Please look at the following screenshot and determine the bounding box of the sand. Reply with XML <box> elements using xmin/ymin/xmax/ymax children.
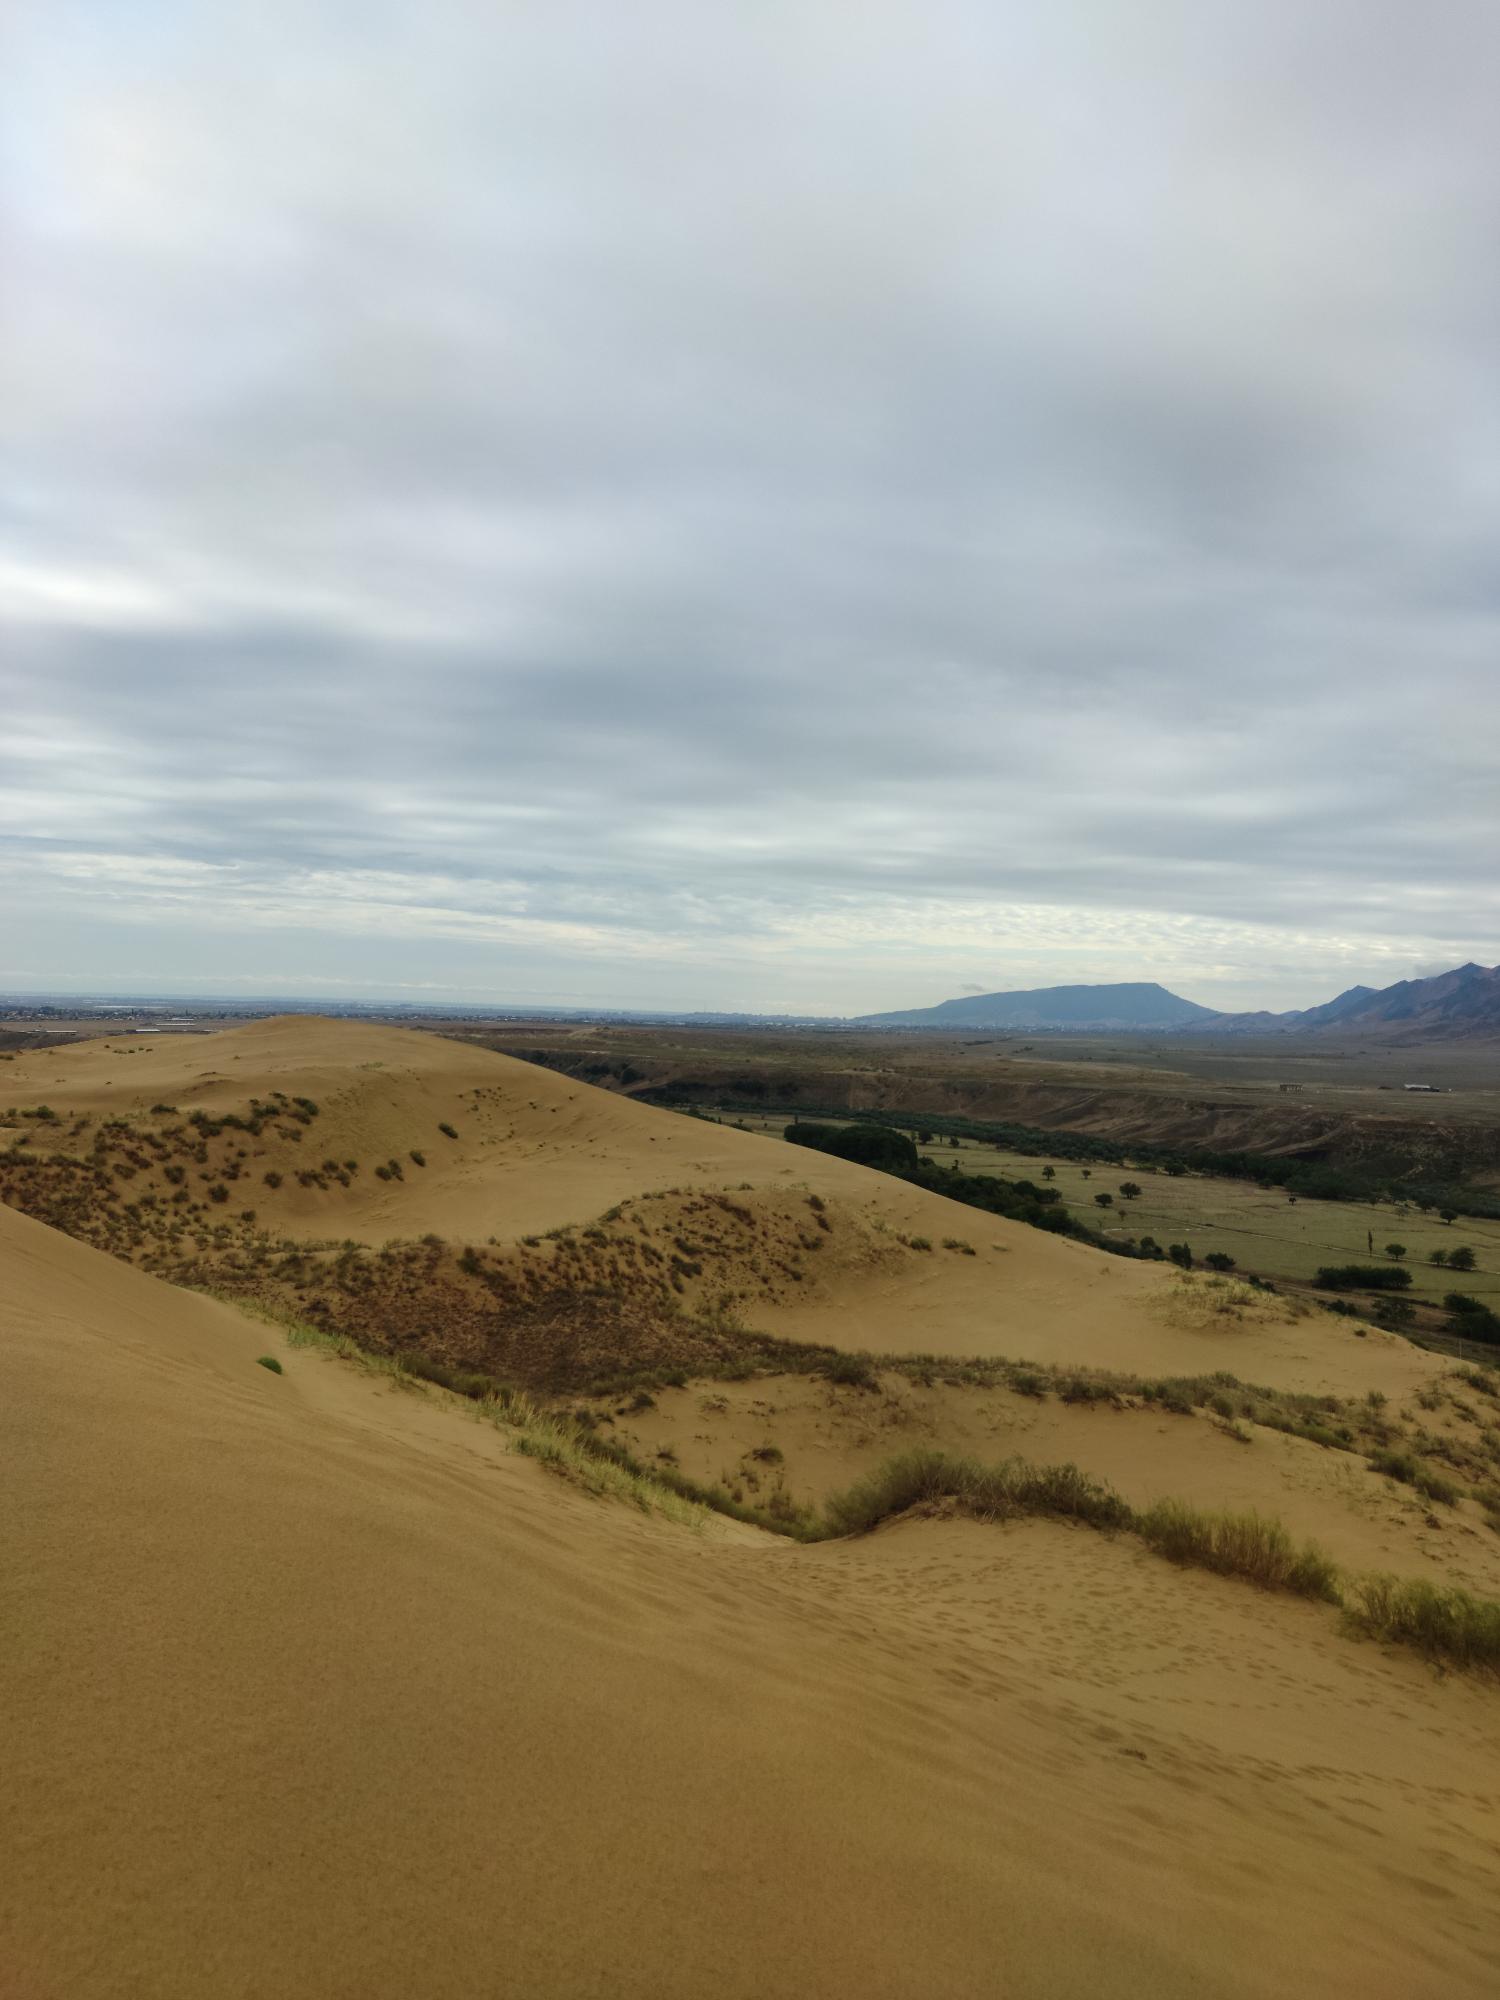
<box><xmin>5</xmin><ymin>1199</ymin><xmax>1500</xmax><ymax>1998</ymax></box>
<box><xmin>1</xmin><ymin>1015</ymin><xmax>1441</xmax><ymax>1398</ymax></box>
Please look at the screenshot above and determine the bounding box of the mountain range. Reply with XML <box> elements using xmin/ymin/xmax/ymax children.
<box><xmin>856</xmin><ymin>961</ymin><xmax>1500</xmax><ymax>1039</ymax></box>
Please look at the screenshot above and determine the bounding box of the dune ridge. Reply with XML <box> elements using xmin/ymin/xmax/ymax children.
<box><xmin>6</xmin><ymin>1200</ymin><xmax>1500</xmax><ymax>1998</ymax></box>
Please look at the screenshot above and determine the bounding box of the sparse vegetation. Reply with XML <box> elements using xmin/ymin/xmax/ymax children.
<box><xmin>1345</xmin><ymin>1575</ymin><xmax>1500</xmax><ymax>1673</ymax></box>
<box><xmin>822</xmin><ymin>1449</ymin><xmax>1131</xmax><ymax>1537</ymax></box>
<box><xmin>1134</xmin><ymin>1500</ymin><xmax>1341</xmax><ymax>1601</ymax></box>
<box><xmin>255</xmin><ymin>1355</ymin><xmax>283</xmax><ymax>1374</ymax></box>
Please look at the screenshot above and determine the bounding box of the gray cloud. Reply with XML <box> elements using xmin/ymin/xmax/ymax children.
<box><xmin>3</xmin><ymin>1</ymin><xmax>1499</xmax><ymax>1011</ymax></box>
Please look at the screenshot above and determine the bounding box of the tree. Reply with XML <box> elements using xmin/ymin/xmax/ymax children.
<box><xmin>1447</xmin><ymin>1245</ymin><xmax>1477</xmax><ymax>1272</ymax></box>
<box><xmin>1041</xmin><ymin>1165</ymin><xmax>1056</xmax><ymax>1181</ymax></box>
<box><xmin>1441</xmin><ymin>1209</ymin><xmax>1458</xmax><ymax>1224</ymax></box>
<box><xmin>1429</xmin><ymin>1248</ymin><xmax>1448</xmax><ymax>1266</ymax></box>
<box><xmin>1168</xmin><ymin>1242</ymin><xmax>1193</xmax><ymax>1269</ymax></box>
<box><xmin>1119</xmin><ymin>1181</ymin><xmax>1141</xmax><ymax>1200</ymax></box>
<box><xmin>1080</xmin><ymin>1169</ymin><xmax>1091</xmax><ymax>1181</ymax></box>
<box><xmin>1204</xmin><ymin>1251</ymin><xmax>1236</xmax><ymax>1272</ymax></box>
<box><xmin>1094</xmin><ymin>1192</ymin><xmax>1113</xmax><ymax>1209</ymax></box>
<box><xmin>917</xmin><ymin>1129</ymin><xmax>933</xmax><ymax>1145</ymax></box>
<box><xmin>1384</xmin><ymin>1243</ymin><xmax>1407</xmax><ymax>1261</ymax></box>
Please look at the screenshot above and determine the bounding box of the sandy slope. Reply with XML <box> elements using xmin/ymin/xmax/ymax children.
<box><xmin>1</xmin><ymin>1016</ymin><xmax>1439</xmax><ymax>1397</ymax></box>
<box><xmin>4</xmin><ymin>1202</ymin><xmax>1499</xmax><ymax>2000</ymax></box>
<box><xmin>610</xmin><ymin>1370</ymin><xmax>1500</xmax><ymax>1597</ymax></box>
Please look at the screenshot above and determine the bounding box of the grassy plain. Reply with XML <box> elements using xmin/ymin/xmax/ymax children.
<box><xmin>724</xmin><ymin>1110</ymin><xmax>1500</xmax><ymax>1305</ymax></box>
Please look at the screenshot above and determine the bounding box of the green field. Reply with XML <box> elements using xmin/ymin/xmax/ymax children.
<box><xmin>716</xmin><ymin>1110</ymin><xmax>1500</xmax><ymax>1306</ymax></box>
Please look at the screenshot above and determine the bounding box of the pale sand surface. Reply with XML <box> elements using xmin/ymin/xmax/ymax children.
<box><xmin>5</xmin><ymin>1202</ymin><xmax>1499</xmax><ymax>1999</ymax></box>
<box><xmin>1</xmin><ymin>1016</ymin><xmax>1441</xmax><ymax>1397</ymax></box>
<box><xmin>611</xmin><ymin>1373</ymin><xmax>1500</xmax><ymax>1597</ymax></box>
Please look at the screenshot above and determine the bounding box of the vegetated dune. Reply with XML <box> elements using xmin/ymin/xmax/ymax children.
<box><xmin>0</xmin><ymin>1016</ymin><xmax>1439</xmax><ymax>1398</ymax></box>
<box><xmin>5</xmin><ymin>1200</ymin><xmax>1499</xmax><ymax>2000</ymax></box>
<box><xmin>605</xmin><ymin>1367</ymin><xmax>1500</xmax><ymax>1599</ymax></box>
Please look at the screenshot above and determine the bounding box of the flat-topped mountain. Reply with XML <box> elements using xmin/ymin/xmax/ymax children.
<box><xmin>857</xmin><ymin>981</ymin><xmax>1222</xmax><ymax>1031</ymax></box>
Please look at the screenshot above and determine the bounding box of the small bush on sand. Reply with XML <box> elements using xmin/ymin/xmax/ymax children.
<box><xmin>255</xmin><ymin>1355</ymin><xmax>283</xmax><ymax>1375</ymax></box>
<box><xmin>1346</xmin><ymin>1575</ymin><xmax>1500</xmax><ymax>1672</ymax></box>
<box><xmin>822</xmin><ymin>1449</ymin><xmax>1130</xmax><ymax>1537</ymax></box>
<box><xmin>1367</xmin><ymin>1449</ymin><xmax>1461</xmax><ymax>1506</ymax></box>
<box><xmin>1136</xmin><ymin>1500</ymin><xmax>1340</xmax><ymax>1601</ymax></box>
<box><xmin>438</xmin><ymin>1122</ymin><xmax>458</xmax><ymax>1139</ymax></box>
<box><xmin>821</xmin><ymin>1353</ymin><xmax>879</xmax><ymax>1391</ymax></box>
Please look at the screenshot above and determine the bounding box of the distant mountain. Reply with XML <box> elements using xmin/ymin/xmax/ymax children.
<box><xmin>1204</xmin><ymin>963</ymin><xmax>1500</xmax><ymax>1041</ymax></box>
<box><xmin>856</xmin><ymin>981</ymin><xmax>1222</xmax><ymax>1032</ymax></box>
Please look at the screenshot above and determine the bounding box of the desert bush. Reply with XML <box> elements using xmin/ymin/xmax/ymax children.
<box><xmin>821</xmin><ymin>1352</ymin><xmax>879</xmax><ymax>1391</ymax></box>
<box><xmin>1135</xmin><ymin>1500</ymin><xmax>1340</xmax><ymax>1601</ymax></box>
<box><xmin>1345</xmin><ymin>1575</ymin><xmax>1500</xmax><ymax>1672</ymax></box>
<box><xmin>255</xmin><ymin>1355</ymin><xmax>283</xmax><ymax>1375</ymax></box>
<box><xmin>822</xmin><ymin>1449</ymin><xmax>1130</xmax><ymax>1537</ymax></box>
<box><xmin>438</xmin><ymin>1122</ymin><xmax>458</xmax><ymax>1139</ymax></box>
<box><xmin>1367</xmin><ymin>1449</ymin><xmax>1461</xmax><ymax>1506</ymax></box>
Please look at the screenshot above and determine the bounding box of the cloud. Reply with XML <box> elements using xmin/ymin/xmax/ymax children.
<box><xmin>3</xmin><ymin>2</ymin><xmax>1498</xmax><ymax>1010</ymax></box>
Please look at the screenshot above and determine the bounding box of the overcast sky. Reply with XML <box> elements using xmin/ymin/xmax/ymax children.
<box><xmin>4</xmin><ymin>3</ymin><xmax>1498</xmax><ymax>1015</ymax></box>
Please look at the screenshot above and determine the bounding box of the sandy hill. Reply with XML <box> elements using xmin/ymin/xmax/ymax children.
<box><xmin>5</xmin><ymin>1199</ymin><xmax>1499</xmax><ymax>1999</ymax></box>
<box><xmin>0</xmin><ymin>1016</ymin><xmax>1439</xmax><ymax>1399</ymax></box>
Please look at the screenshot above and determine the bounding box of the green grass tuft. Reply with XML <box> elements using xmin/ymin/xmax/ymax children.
<box><xmin>822</xmin><ymin>1448</ymin><xmax>1131</xmax><ymax>1537</ymax></box>
<box><xmin>255</xmin><ymin>1354</ymin><xmax>283</xmax><ymax>1375</ymax></box>
<box><xmin>1135</xmin><ymin>1499</ymin><xmax>1340</xmax><ymax>1601</ymax></box>
<box><xmin>1346</xmin><ymin>1574</ymin><xmax>1500</xmax><ymax>1672</ymax></box>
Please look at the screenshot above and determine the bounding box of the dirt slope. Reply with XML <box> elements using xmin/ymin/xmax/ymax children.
<box><xmin>4</xmin><ymin>1203</ymin><xmax>1498</xmax><ymax>1999</ymax></box>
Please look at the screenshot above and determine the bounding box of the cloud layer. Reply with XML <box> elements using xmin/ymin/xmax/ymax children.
<box><xmin>5</xmin><ymin>3</ymin><xmax>1499</xmax><ymax>1010</ymax></box>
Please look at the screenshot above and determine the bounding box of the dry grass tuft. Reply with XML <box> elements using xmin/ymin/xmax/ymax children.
<box><xmin>1345</xmin><ymin>1575</ymin><xmax>1500</xmax><ymax>1673</ymax></box>
<box><xmin>1135</xmin><ymin>1499</ymin><xmax>1341</xmax><ymax>1602</ymax></box>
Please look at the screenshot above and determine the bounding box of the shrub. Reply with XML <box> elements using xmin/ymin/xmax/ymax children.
<box><xmin>784</xmin><ymin>1122</ymin><xmax>920</xmax><ymax>1174</ymax></box>
<box><xmin>1135</xmin><ymin>1500</ymin><xmax>1340</xmax><ymax>1601</ymax></box>
<box><xmin>1447</xmin><ymin>1246</ymin><xmax>1477</xmax><ymax>1272</ymax></box>
<box><xmin>438</xmin><ymin>1122</ymin><xmax>458</xmax><ymax>1139</ymax></box>
<box><xmin>1429</xmin><ymin>1248</ymin><xmax>1448</xmax><ymax>1266</ymax></box>
<box><xmin>907</xmin><ymin>1235</ymin><xmax>933</xmax><ymax>1252</ymax></box>
<box><xmin>1315</xmin><ymin>1264</ymin><xmax>1412</xmax><ymax>1292</ymax></box>
<box><xmin>822</xmin><ymin>1449</ymin><xmax>1130</xmax><ymax>1537</ymax></box>
<box><xmin>208</xmin><ymin>1184</ymin><xmax>229</xmax><ymax>1204</ymax></box>
<box><xmin>263</xmin><ymin>1171</ymin><xmax>282</xmax><ymax>1189</ymax></box>
<box><xmin>255</xmin><ymin>1355</ymin><xmax>283</xmax><ymax>1375</ymax></box>
<box><xmin>409</xmin><ymin>1150</ymin><xmax>426</xmax><ymax>1167</ymax></box>
<box><xmin>1204</xmin><ymin>1251</ymin><xmax>1236</xmax><ymax>1272</ymax></box>
<box><xmin>1168</xmin><ymin>1243</ymin><xmax>1194</xmax><ymax>1269</ymax></box>
<box><xmin>821</xmin><ymin>1353</ymin><xmax>879</xmax><ymax>1391</ymax></box>
<box><xmin>1368</xmin><ymin>1449</ymin><xmax>1461</xmax><ymax>1505</ymax></box>
<box><xmin>1345</xmin><ymin>1575</ymin><xmax>1500</xmax><ymax>1672</ymax></box>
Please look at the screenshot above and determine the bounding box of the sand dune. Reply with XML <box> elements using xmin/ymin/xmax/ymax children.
<box><xmin>0</xmin><ymin>1015</ymin><xmax>1438</xmax><ymax>1398</ymax></box>
<box><xmin>5</xmin><ymin>1201</ymin><xmax>1498</xmax><ymax>1999</ymax></box>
